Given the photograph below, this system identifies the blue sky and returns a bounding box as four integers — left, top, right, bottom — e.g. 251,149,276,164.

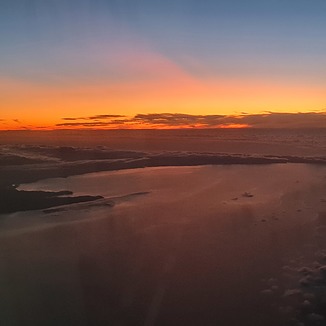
1,0,326,83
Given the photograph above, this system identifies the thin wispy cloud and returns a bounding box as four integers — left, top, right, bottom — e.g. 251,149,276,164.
57,122,123,127
132,114,227,126
62,114,126,121
57,111,326,129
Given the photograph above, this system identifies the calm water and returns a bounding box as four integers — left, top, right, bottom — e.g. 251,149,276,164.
2,164,326,325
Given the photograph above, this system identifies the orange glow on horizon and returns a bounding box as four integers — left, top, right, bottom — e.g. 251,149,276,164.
217,124,250,129
1,47,325,131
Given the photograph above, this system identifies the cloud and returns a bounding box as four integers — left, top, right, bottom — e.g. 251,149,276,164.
57,113,243,129
56,111,326,129
239,112,326,128
62,114,125,121
88,114,126,120
132,113,227,126
57,115,130,128
57,121,123,127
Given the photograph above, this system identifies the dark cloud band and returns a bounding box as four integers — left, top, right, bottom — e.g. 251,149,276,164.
58,111,326,129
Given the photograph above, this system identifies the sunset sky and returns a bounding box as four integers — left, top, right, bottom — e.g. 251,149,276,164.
1,0,326,129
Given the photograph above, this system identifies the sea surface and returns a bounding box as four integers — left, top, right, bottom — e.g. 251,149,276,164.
1,128,326,157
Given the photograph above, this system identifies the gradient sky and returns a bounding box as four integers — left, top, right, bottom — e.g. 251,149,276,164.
1,0,326,129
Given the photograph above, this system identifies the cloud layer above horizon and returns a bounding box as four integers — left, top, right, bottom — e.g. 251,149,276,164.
53,112,326,129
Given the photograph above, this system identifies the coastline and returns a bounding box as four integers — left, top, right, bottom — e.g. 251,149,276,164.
1,145,325,216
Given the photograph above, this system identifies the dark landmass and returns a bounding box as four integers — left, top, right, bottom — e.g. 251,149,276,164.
1,145,326,189
0,186,103,214
0,153,47,166
6,145,146,162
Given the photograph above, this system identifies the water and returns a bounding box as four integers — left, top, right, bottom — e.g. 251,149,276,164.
2,164,326,325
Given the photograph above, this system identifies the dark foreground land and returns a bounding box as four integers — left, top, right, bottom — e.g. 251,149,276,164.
0,186,103,214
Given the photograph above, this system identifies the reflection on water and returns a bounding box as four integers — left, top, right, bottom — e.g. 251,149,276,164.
1,164,326,325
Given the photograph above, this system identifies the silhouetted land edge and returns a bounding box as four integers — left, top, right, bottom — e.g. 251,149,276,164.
2,152,326,189
0,186,103,214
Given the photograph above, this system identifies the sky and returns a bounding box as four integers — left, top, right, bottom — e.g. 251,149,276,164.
1,0,326,129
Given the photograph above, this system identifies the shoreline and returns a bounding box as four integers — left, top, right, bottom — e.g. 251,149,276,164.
1,143,325,215
1,146,326,187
